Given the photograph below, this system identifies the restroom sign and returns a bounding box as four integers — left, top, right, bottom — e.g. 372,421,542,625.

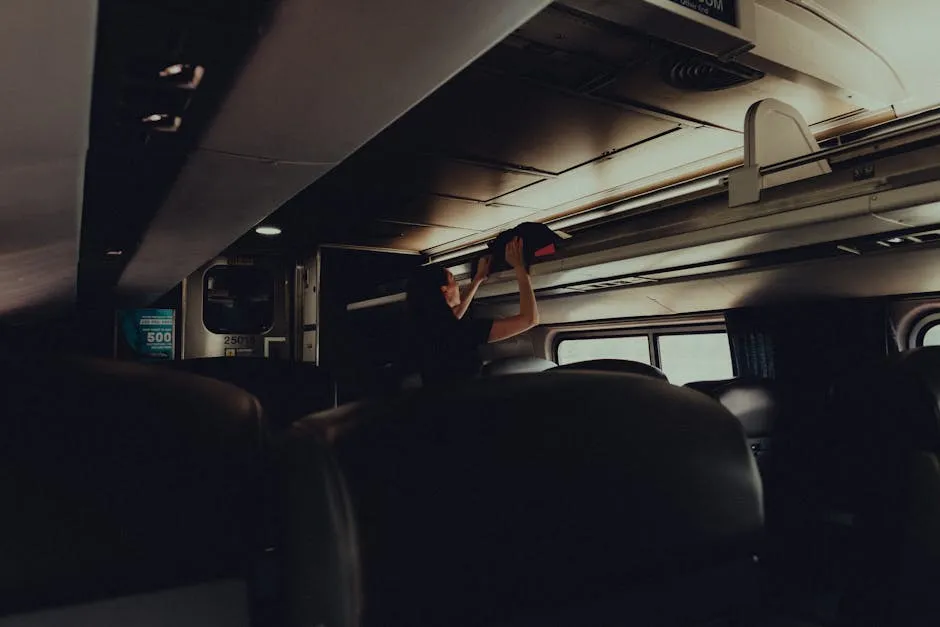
668,0,737,26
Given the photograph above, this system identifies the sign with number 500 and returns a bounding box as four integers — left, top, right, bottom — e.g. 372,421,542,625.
146,331,173,343
116,309,176,361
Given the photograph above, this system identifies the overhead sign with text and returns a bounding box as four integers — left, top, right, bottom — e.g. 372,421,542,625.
668,0,737,26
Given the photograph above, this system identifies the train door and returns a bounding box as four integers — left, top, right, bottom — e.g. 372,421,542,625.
182,256,293,359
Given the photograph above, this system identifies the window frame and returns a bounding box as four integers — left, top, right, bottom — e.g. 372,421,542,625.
654,329,737,384
909,311,940,348
202,264,277,335
552,322,733,377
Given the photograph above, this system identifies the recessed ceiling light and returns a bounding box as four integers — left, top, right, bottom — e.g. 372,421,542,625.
158,64,205,90
255,226,282,236
888,237,903,244
106,249,123,256
141,114,182,133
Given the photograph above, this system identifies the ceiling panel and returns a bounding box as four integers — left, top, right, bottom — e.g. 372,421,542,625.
601,65,860,131
354,220,478,251
385,195,537,231
393,70,679,174
497,127,740,211
119,150,332,301
118,0,553,301
422,159,545,202
513,3,651,62
198,0,553,164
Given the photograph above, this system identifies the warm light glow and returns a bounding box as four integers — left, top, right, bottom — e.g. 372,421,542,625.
160,64,184,77
255,226,282,236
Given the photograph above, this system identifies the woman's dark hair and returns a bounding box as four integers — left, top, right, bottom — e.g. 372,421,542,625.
405,264,455,331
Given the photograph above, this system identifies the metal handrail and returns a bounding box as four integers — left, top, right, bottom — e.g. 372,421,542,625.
761,111,940,175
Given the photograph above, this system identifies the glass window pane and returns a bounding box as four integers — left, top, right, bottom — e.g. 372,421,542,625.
557,337,651,366
923,324,940,346
203,266,276,335
658,333,733,386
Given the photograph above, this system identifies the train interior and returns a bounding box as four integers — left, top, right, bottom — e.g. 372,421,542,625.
5,0,940,625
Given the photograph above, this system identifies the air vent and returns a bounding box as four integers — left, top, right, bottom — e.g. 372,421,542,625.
661,53,763,92
836,228,940,255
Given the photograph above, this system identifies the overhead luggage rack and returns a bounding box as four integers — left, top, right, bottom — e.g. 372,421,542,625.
346,104,940,312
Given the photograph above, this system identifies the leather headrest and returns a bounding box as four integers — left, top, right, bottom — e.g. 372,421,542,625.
684,379,731,396
687,379,778,438
311,371,762,626
553,358,668,381
0,355,264,617
163,357,334,428
481,355,556,376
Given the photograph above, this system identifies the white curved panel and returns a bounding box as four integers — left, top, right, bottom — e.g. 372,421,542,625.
812,0,940,112
745,0,906,107
744,98,829,188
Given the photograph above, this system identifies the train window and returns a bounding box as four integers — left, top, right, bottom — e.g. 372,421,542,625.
657,332,733,386
557,336,651,366
923,324,940,346
203,266,276,334
908,312,940,348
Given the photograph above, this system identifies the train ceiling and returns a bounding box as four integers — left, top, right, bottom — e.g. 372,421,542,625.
68,0,940,306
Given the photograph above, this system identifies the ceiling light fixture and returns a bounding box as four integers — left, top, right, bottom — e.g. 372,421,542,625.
141,114,183,133
106,249,123,256
255,225,282,236
158,64,205,90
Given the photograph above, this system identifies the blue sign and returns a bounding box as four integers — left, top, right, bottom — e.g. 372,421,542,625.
116,309,176,361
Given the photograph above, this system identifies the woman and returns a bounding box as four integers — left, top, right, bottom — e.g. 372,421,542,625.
406,237,539,386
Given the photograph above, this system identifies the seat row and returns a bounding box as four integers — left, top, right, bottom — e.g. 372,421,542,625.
2,353,763,627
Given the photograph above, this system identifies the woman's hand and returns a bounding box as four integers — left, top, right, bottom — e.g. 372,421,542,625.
474,255,492,283
505,237,525,270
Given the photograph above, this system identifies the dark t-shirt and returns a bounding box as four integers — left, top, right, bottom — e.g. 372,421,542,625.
416,317,493,386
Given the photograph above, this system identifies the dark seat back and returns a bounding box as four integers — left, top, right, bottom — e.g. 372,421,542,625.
686,378,778,467
290,371,763,626
0,355,266,622
554,358,668,381
164,357,336,430
830,347,940,626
